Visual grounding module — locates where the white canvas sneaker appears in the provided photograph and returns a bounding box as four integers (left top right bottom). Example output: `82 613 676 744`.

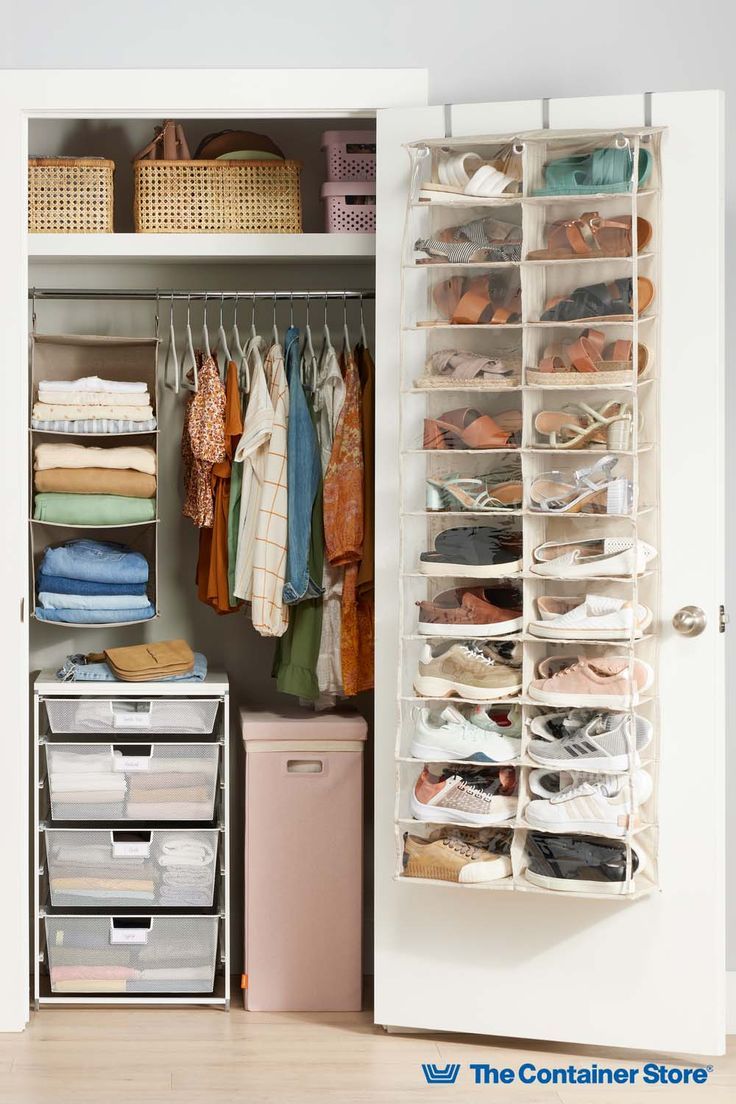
524 769 653 836
411 705 520 764
531 538 657 579
529 594 653 640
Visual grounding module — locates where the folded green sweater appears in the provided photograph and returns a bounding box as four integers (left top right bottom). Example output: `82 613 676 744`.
33 493 156 525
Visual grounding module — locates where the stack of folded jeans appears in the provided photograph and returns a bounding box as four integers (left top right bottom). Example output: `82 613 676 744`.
31 375 157 434
33 442 157 525
35 538 155 624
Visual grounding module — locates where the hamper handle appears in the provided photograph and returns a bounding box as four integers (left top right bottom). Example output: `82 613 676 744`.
286 759 324 774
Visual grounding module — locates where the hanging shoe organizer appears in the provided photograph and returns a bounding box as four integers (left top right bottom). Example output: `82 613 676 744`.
397 128 662 898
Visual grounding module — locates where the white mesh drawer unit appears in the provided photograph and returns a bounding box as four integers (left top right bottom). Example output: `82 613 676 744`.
44 915 219 994
44 828 220 908
45 742 220 821
45 697 220 735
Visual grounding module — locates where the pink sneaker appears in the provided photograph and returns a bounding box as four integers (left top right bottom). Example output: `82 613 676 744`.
528 654 653 709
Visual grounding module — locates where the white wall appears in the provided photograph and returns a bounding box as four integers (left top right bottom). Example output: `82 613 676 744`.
6 0 735 966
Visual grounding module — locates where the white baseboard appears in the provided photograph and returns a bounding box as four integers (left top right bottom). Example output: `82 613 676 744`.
727 972 736 1033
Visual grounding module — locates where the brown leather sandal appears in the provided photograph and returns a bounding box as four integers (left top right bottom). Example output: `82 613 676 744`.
527 213 652 260
429 276 522 326
527 328 649 386
423 407 519 450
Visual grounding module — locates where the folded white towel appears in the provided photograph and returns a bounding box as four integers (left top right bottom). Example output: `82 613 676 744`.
158 838 215 867
50 773 127 793
48 751 114 773
33 403 155 422
34 443 157 475
38 389 151 407
39 376 148 394
163 867 212 886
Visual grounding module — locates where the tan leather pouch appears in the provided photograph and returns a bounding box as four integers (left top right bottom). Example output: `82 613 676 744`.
103 640 195 682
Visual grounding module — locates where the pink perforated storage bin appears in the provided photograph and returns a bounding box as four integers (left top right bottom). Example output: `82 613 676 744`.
242 709 367 1011
321 130 376 182
321 182 376 233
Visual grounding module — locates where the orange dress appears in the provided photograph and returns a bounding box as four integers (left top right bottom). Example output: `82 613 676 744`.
355 344 375 692
323 350 363 696
196 361 244 614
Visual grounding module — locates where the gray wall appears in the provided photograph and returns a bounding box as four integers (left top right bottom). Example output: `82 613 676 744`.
7 0 735 966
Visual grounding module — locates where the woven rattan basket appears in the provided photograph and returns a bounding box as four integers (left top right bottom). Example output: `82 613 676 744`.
134 159 303 233
28 157 114 233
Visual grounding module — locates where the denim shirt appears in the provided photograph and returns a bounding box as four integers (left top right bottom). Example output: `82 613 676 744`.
282 326 323 604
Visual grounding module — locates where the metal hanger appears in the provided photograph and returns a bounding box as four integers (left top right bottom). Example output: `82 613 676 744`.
163 293 180 394
249 291 258 343
342 292 351 355
180 293 198 392
215 293 232 378
271 292 280 347
201 292 211 358
321 291 333 354
230 293 248 395
359 291 368 349
302 291 318 396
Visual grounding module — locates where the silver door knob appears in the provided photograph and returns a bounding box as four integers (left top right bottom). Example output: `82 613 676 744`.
672 606 707 636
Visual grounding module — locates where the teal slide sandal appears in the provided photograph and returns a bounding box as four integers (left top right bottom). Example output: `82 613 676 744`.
533 146 652 196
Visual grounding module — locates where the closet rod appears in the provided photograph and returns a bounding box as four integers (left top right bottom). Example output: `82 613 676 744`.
28 289 375 302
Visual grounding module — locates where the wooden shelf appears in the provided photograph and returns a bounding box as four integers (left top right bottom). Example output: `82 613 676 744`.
28 233 376 264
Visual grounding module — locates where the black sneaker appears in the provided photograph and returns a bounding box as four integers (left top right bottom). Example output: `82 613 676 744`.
524 831 644 894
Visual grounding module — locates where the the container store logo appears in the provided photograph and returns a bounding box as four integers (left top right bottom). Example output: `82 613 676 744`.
421 1062 714 1087
422 1064 461 1085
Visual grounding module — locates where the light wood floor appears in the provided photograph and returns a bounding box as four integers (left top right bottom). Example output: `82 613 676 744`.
0 1003 733 1103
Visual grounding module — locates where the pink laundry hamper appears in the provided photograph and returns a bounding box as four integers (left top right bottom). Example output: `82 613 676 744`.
241 709 367 1011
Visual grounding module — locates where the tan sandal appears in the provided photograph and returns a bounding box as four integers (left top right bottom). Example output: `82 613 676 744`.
527 213 652 260
423 407 519 450
527 328 649 386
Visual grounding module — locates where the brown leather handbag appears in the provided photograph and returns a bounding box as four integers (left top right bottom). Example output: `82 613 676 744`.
97 640 195 682
133 121 191 162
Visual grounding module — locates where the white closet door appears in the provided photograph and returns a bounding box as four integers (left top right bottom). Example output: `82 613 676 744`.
374 91 725 1055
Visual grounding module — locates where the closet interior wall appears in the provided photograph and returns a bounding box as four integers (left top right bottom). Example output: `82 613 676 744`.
28 111 377 975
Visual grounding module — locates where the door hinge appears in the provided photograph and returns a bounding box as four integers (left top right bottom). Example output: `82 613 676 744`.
20 596 24 623
719 605 728 633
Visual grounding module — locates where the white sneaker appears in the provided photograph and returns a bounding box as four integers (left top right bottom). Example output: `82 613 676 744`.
531 538 657 579
467 704 522 739
525 770 653 836
529 594 653 640
411 706 520 764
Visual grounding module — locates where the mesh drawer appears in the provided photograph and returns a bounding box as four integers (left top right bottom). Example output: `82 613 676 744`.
44 915 219 994
46 742 220 821
45 697 220 735
45 828 219 908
